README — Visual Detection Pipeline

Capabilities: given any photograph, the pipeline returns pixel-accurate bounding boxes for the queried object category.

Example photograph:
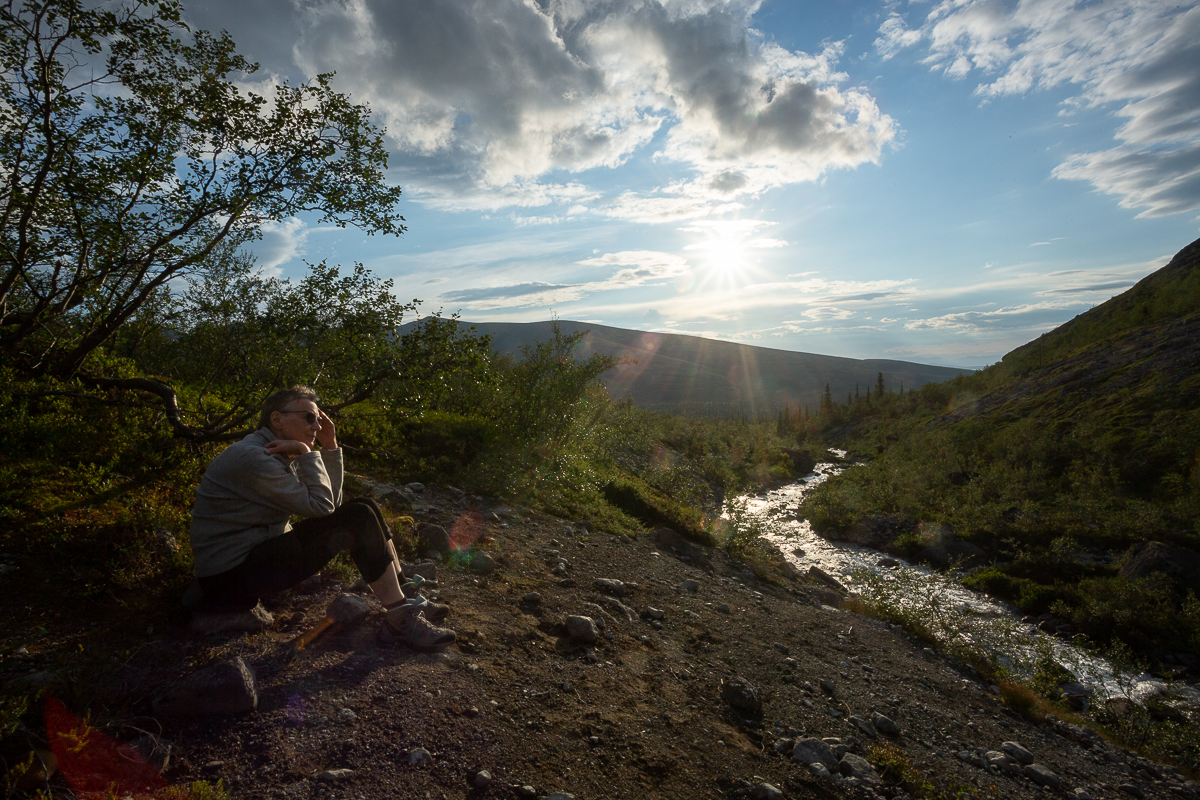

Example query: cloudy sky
[190,0,1200,367]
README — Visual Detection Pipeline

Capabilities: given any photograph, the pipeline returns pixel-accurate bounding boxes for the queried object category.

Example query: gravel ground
[10,483,1197,800]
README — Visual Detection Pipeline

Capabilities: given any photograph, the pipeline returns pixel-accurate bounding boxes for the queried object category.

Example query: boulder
[840,753,881,784]
[402,562,438,581]
[470,552,497,574]
[1024,764,1062,790]
[752,783,785,800]
[720,676,762,716]
[327,594,371,625]
[594,578,627,597]
[792,737,839,771]
[153,657,258,717]
[416,524,450,555]
[379,490,413,513]
[1121,541,1200,594]
[871,711,901,736]
[188,603,273,634]
[565,615,599,643]
[1000,741,1034,765]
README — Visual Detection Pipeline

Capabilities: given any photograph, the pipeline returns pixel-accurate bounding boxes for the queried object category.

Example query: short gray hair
[258,385,320,430]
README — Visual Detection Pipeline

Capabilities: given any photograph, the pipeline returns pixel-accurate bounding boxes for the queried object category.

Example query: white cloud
[903,300,1086,333]
[439,249,691,309]
[190,0,897,219]
[252,217,308,273]
[877,0,1200,217]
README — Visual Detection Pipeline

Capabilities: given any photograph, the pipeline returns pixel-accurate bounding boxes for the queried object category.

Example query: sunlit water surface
[728,453,1187,707]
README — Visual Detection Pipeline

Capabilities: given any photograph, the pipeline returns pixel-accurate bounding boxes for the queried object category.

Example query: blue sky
[192,0,1200,368]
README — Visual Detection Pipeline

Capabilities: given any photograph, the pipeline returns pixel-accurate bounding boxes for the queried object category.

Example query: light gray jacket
[189,428,343,577]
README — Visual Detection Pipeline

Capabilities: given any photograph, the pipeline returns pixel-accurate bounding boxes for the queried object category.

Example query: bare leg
[368,541,406,609]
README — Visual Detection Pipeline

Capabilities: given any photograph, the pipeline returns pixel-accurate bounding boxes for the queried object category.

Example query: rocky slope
[5,482,1197,800]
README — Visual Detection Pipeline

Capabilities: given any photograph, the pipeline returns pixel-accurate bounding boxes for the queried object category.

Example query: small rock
[871,711,901,736]
[752,783,785,800]
[682,579,700,592]
[402,562,438,581]
[517,787,537,798]
[471,551,497,574]
[153,657,258,717]
[1118,785,1145,798]
[878,557,900,568]
[808,763,832,779]
[522,592,542,605]
[379,490,412,512]
[1071,789,1094,800]
[849,715,877,738]
[318,768,353,782]
[646,607,665,620]
[717,603,731,613]
[494,506,513,519]
[774,738,794,755]
[792,737,839,770]
[1024,764,1062,790]
[447,486,465,500]
[774,643,789,654]
[405,482,425,493]
[407,748,433,766]
[720,676,762,716]
[474,770,492,789]
[546,794,576,800]
[594,578,626,597]
[819,678,836,695]
[840,753,882,784]
[417,524,450,554]
[188,603,273,634]
[1001,741,1034,765]
[565,615,599,643]
[327,593,371,625]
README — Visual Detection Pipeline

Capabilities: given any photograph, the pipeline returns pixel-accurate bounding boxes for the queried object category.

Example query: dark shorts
[197,497,393,612]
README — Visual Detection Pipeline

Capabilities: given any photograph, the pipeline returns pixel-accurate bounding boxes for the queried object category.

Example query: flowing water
[728,453,1181,706]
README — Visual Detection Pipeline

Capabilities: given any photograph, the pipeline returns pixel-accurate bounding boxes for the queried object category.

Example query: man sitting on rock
[187,385,454,650]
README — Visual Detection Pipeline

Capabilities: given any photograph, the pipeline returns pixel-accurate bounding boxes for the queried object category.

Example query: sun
[686,228,752,288]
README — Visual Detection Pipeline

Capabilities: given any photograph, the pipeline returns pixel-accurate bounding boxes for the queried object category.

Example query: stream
[729,453,1187,709]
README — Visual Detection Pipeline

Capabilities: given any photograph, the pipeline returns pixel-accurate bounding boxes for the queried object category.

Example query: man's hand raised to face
[315,408,337,450]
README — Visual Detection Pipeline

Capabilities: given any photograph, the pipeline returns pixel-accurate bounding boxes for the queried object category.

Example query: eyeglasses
[278,410,322,425]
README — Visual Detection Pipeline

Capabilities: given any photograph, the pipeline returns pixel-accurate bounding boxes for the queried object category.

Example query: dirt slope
[10,483,1197,800]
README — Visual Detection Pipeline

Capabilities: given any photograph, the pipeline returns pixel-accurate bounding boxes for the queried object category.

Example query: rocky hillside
[6,482,1195,799]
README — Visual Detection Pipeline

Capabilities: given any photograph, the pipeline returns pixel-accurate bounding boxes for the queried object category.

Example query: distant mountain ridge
[458,320,971,416]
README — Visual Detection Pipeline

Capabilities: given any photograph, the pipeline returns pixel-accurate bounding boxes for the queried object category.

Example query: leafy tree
[0,0,403,383]
[117,254,491,440]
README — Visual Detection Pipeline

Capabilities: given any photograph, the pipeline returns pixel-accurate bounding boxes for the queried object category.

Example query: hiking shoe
[420,600,450,624]
[389,596,450,623]
[379,608,456,651]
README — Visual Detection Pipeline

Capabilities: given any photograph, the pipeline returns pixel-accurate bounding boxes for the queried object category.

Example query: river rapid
[729,453,1183,708]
